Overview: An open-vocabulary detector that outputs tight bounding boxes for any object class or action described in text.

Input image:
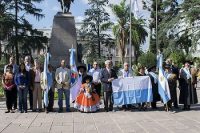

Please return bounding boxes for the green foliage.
[143,0,164,54]
[194,57,200,68]
[137,52,157,68]
[0,70,3,97]
[111,0,148,63]
[0,87,4,97]
[0,0,47,64]
[169,51,185,67]
[80,0,113,61]
[132,63,141,76]
[144,0,200,55]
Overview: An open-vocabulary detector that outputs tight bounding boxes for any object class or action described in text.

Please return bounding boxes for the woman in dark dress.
[179,61,198,110]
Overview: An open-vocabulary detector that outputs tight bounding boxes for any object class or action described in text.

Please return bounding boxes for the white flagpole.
[156,0,159,54]
[129,0,132,66]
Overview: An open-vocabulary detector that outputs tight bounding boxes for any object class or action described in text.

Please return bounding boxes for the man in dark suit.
[101,60,117,112]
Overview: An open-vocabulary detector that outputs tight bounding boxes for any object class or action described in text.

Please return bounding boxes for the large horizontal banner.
[112,76,153,105]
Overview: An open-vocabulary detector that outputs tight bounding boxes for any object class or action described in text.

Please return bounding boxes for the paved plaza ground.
[0,84,200,133]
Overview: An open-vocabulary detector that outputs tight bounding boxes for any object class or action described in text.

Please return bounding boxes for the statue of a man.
[58,0,74,13]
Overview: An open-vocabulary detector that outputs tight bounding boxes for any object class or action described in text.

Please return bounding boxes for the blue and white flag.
[69,48,81,102]
[132,0,139,19]
[69,48,78,85]
[43,52,50,107]
[158,54,171,104]
[112,76,152,105]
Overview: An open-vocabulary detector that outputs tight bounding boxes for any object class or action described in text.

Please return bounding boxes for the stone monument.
[49,0,77,67]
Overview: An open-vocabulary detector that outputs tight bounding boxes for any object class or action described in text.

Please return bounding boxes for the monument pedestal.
[49,12,77,67]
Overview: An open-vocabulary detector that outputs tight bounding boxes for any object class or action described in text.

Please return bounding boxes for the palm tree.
[131,18,148,63]
[111,0,129,63]
[111,0,148,64]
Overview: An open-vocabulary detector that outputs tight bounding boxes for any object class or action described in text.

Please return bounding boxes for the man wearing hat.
[164,64,178,110]
[88,61,102,97]
[77,64,87,82]
[179,60,198,110]
[101,60,117,112]
[55,60,71,112]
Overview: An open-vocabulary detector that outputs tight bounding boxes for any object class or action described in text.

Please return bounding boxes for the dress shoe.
[5,110,10,113]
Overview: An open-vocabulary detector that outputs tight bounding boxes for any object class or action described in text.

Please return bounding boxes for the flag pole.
[129,0,132,67]
[156,0,159,54]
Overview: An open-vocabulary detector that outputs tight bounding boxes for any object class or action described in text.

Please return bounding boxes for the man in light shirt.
[32,59,42,112]
[55,60,71,112]
[118,62,133,78]
[88,61,102,97]
[118,62,133,111]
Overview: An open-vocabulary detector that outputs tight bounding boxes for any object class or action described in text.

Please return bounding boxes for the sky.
[28,0,150,50]
[29,0,150,29]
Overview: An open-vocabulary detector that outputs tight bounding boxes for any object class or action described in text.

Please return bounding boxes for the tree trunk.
[0,41,1,61]
[97,0,100,58]
[15,0,19,65]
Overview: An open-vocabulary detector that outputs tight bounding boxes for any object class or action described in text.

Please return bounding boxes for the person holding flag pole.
[69,46,82,103]
[157,53,171,112]
[40,51,54,113]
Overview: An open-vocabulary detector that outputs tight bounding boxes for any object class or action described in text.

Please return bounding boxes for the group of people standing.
[1,56,199,113]
[2,56,55,113]
[134,59,198,111]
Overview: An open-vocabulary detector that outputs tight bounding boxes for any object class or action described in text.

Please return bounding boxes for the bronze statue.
[58,0,74,13]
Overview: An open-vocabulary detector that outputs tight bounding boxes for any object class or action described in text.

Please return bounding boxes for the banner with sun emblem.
[69,48,81,102]
[158,54,171,104]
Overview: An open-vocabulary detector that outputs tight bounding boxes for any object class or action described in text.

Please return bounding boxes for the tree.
[138,51,156,68]
[146,0,200,56]
[111,0,148,64]
[80,0,113,62]
[1,0,46,64]
[169,50,185,67]
[143,0,164,54]
[0,1,15,60]
[131,18,148,63]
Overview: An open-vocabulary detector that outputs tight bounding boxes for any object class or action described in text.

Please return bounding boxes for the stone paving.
[0,86,200,133]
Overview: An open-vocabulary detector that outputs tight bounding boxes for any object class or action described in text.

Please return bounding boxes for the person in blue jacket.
[15,63,29,113]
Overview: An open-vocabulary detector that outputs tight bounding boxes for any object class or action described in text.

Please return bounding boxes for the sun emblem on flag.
[160,76,164,81]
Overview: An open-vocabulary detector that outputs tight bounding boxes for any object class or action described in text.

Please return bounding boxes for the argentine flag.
[158,54,171,104]
[69,48,81,102]
[132,0,139,19]
[43,52,50,107]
